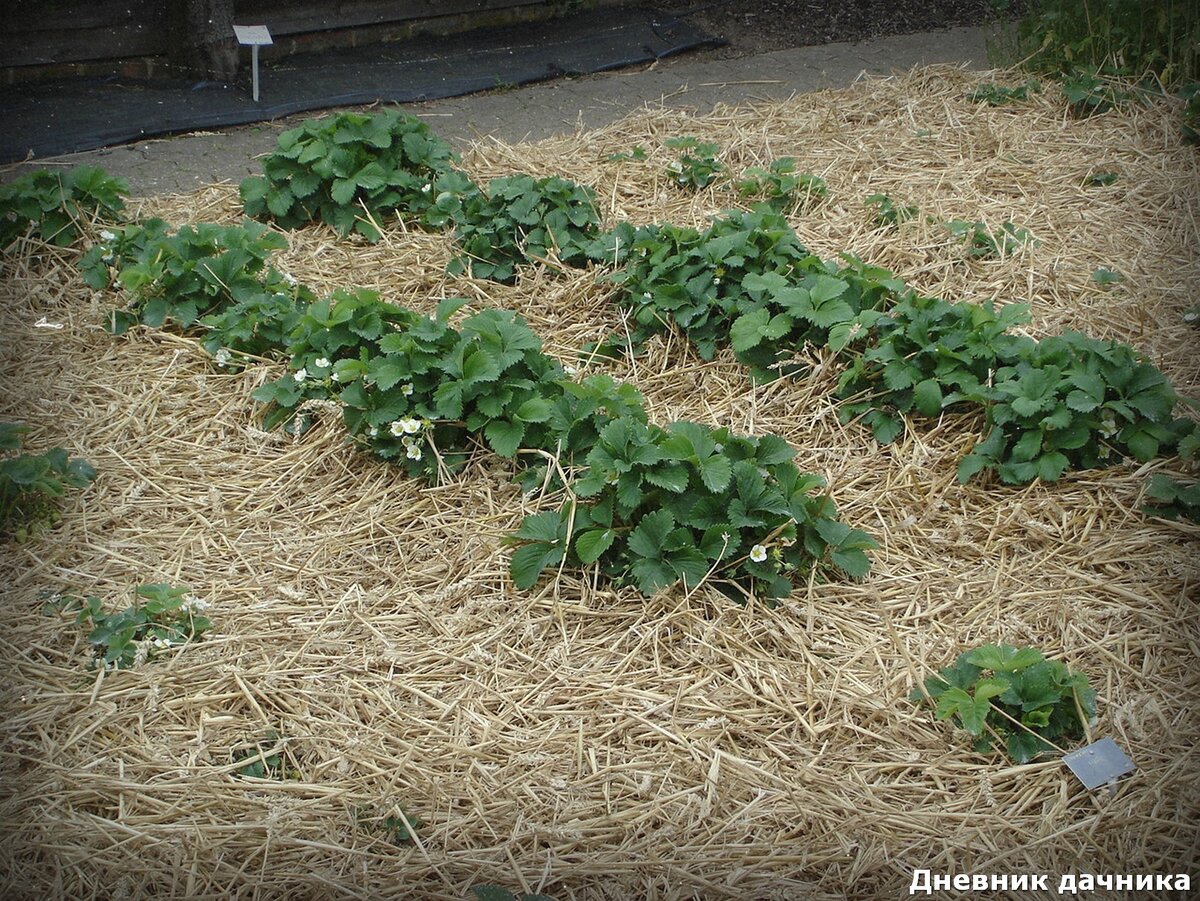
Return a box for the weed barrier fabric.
[0,10,720,164]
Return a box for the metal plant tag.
[1063,738,1135,790]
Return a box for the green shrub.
[239,110,457,241]
[664,137,726,190]
[0,166,128,249]
[1143,473,1200,523]
[913,644,1096,763]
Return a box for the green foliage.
[1083,171,1119,187]
[664,137,726,190]
[0,166,128,249]
[446,175,602,283]
[83,219,314,358]
[1143,473,1200,523]
[1091,267,1122,285]
[734,159,827,213]
[865,193,918,228]
[607,146,648,162]
[231,730,290,779]
[959,332,1196,484]
[239,109,456,241]
[967,79,1042,105]
[50,583,211,672]
[1010,0,1199,87]
[0,423,97,542]
[836,297,1032,445]
[1059,66,1133,116]
[507,418,876,602]
[945,219,1036,259]
[472,886,556,901]
[912,644,1096,763]
[602,208,905,380]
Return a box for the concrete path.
[5,25,993,195]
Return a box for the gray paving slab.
[3,25,994,195]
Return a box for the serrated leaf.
[509,542,563,590]
[575,528,615,564]
[485,418,525,457]
[912,379,944,417]
[627,510,675,559]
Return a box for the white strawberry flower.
[213,348,232,367]
[293,368,307,383]
[750,544,768,563]
[401,383,414,396]
[99,229,117,242]
[406,444,423,461]
[314,357,331,370]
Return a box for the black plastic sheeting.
[1,10,720,164]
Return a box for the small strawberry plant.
[446,175,602,283]
[734,159,826,213]
[945,219,1035,259]
[1,423,97,542]
[664,137,726,190]
[50,583,211,672]
[231,729,292,779]
[1143,474,1200,523]
[0,165,128,250]
[865,193,918,228]
[1060,66,1131,116]
[239,109,456,240]
[912,644,1095,763]
[967,79,1041,105]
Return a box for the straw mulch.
[0,66,1196,900]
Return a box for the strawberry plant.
[0,166,128,250]
[836,296,1033,444]
[967,79,1041,105]
[1060,66,1131,116]
[88,219,298,339]
[1143,473,1200,523]
[445,175,602,283]
[50,583,211,672]
[664,137,726,190]
[239,109,456,241]
[507,418,875,602]
[1,423,97,542]
[865,193,918,228]
[231,730,293,779]
[472,887,555,901]
[959,332,1196,483]
[911,644,1095,763]
[945,219,1036,259]
[734,159,826,213]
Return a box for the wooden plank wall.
[1,0,553,68]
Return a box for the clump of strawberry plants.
[507,418,876,602]
[1,423,97,542]
[959,332,1196,483]
[912,644,1095,763]
[84,219,308,352]
[239,109,456,241]
[734,159,826,213]
[836,296,1033,444]
[602,208,905,381]
[444,174,602,283]
[0,166,128,250]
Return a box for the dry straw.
[0,66,1197,899]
